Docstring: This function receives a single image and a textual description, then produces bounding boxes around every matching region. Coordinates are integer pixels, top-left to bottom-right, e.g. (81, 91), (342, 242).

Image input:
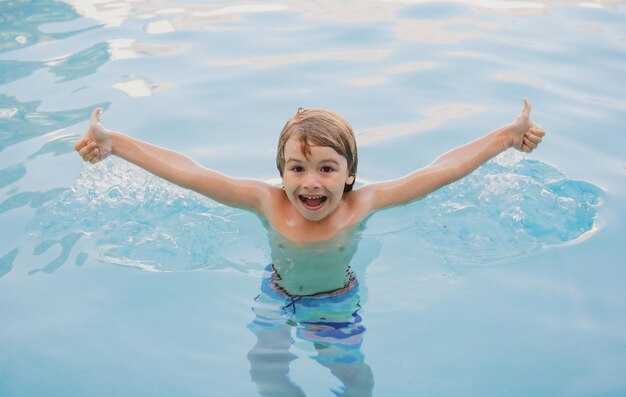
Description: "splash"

(411, 152), (606, 265)
(29, 154), (605, 272)
(29, 158), (267, 272)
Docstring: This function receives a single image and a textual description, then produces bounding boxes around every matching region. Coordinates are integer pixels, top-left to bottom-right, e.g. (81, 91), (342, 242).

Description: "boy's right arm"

(74, 108), (274, 213)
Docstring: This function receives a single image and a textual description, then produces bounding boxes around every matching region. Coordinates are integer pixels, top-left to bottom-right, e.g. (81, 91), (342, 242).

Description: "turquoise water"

(1, 1), (625, 396)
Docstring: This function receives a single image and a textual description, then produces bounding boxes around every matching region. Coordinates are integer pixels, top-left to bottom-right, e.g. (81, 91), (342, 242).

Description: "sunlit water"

(1, 1), (625, 396)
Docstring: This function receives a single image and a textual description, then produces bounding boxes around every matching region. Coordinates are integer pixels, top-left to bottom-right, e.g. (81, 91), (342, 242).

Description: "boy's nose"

(302, 173), (321, 189)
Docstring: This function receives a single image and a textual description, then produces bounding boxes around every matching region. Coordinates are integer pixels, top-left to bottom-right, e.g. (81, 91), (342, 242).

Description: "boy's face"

(281, 136), (354, 222)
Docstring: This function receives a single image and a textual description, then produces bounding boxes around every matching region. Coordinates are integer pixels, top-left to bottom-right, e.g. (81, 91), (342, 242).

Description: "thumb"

(90, 108), (102, 126)
(521, 98), (532, 118)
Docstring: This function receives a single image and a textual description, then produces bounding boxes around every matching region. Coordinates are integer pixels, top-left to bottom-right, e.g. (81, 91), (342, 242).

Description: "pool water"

(1, 1), (625, 396)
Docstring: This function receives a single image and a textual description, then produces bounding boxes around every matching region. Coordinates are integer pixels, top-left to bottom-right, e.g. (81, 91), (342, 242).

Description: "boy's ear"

(345, 175), (355, 185)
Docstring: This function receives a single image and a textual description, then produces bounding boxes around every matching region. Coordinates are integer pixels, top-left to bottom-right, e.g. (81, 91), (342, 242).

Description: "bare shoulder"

(348, 179), (409, 213)
(255, 181), (288, 213)
(350, 183), (378, 202)
(343, 184), (379, 217)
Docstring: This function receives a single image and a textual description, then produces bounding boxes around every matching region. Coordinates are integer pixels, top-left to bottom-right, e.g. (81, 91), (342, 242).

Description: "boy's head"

(276, 108), (358, 192)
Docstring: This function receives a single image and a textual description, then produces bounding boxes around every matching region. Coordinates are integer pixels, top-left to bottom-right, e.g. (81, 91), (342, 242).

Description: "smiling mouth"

(298, 194), (328, 210)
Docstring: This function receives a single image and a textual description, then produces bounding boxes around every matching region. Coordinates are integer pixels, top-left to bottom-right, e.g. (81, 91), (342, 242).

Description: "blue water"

(1, 1), (625, 396)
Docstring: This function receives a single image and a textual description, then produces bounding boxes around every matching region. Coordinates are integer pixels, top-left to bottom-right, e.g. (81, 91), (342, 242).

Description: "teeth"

(301, 195), (324, 199)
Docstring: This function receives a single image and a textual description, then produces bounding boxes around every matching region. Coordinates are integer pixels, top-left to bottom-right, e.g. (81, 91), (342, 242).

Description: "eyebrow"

(285, 158), (340, 165)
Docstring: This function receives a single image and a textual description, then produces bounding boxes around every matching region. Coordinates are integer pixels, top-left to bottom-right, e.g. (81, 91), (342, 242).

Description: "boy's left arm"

(362, 99), (545, 211)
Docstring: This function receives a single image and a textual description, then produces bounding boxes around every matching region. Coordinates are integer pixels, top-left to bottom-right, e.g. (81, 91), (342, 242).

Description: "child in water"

(75, 100), (544, 244)
(75, 101), (544, 394)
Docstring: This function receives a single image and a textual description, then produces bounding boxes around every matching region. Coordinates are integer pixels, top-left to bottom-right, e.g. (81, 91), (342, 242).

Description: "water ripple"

(0, 0), (83, 54)
(411, 152), (606, 265)
(29, 158), (268, 273)
(0, 94), (107, 151)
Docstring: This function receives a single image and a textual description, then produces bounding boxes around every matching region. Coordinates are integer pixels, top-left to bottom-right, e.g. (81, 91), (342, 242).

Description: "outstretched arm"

(363, 99), (545, 211)
(74, 108), (274, 212)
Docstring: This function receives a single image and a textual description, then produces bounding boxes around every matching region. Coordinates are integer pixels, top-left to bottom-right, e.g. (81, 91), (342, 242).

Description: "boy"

(74, 100), (544, 244)
(75, 101), (544, 392)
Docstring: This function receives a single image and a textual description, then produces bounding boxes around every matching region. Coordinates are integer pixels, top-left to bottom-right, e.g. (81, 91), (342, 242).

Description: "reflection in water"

(0, 94), (106, 151)
(29, 232), (82, 275)
(394, 18), (502, 44)
(145, 19), (176, 34)
(494, 71), (546, 87)
(0, 92), (104, 274)
(47, 42), (110, 82)
(248, 230), (378, 396)
(0, 249), (18, 278)
(0, 0), (81, 54)
(0, 60), (41, 84)
(0, 187), (68, 215)
(112, 79), (154, 97)
(55, 0), (626, 40)
(0, 163), (26, 189)
(356, 103), (486, 145)
(112, 79), (174, 97)
(61, 0), (137, 28)
(28, 134), (78, 159)
(346, 76), (387, 86)
(206, 49), (393, 69)
(384, 61), (438, 74)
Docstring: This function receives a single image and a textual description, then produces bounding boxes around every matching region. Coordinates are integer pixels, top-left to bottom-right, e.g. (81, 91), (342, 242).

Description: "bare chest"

(267, 201), (366, 243)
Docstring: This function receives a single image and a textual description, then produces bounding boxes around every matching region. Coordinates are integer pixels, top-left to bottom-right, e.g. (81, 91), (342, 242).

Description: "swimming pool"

(1, 1), (625, 395)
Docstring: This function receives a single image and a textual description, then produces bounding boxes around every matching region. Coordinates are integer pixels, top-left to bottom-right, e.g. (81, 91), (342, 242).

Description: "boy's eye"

(291, 166), (304, 172)
(320, 166), (335, 173)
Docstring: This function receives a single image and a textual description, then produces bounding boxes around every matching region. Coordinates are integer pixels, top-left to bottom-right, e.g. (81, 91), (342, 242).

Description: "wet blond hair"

(276, 108), (358, 192)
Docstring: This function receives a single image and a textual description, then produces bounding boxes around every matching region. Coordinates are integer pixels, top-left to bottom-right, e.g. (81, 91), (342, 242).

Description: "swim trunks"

(249, 264), (366, 350)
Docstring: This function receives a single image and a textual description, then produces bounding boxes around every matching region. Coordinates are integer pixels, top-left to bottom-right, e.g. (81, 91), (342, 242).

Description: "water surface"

(1, 1), (625, 396)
